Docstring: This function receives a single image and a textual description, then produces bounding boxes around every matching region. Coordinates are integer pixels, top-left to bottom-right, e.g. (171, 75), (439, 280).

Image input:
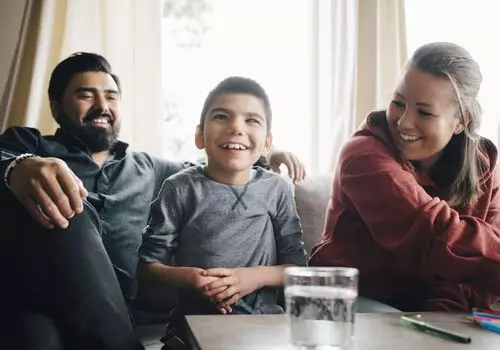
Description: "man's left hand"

(268, 150), (306, 185)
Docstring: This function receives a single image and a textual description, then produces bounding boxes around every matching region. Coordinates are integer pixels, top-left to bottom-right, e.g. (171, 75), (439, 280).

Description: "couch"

(294, 173), (333, 255)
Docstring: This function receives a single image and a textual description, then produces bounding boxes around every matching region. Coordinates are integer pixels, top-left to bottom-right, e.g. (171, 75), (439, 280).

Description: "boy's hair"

(48, 52), (121, 103)
(199, 76), (272, 132)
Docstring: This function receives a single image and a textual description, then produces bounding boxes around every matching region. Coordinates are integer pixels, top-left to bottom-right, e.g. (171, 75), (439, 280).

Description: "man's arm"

(265, 147), (306, 184)
(0, 127), (87, 229)
(0, 127), (39, 197)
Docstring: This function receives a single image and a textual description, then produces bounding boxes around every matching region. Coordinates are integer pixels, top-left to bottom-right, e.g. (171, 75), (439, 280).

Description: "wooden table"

(185, 312), (499, 349)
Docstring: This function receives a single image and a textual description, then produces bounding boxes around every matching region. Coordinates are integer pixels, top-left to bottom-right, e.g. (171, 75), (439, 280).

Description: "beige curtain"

(0, 0), (164, 156)
(355, 0), (407, 126)
(323, 0), (407, 172)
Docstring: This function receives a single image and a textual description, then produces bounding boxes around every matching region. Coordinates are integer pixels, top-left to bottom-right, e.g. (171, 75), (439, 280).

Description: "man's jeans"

(0, 196), (144, 350)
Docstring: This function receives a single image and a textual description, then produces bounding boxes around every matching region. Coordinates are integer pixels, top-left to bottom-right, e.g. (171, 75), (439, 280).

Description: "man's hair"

(199, 76), (272, 132)
(48, 52), (121, 103)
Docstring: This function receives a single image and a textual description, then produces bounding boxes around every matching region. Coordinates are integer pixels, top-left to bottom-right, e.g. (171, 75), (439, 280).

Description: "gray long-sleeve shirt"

(139, 166), (306, 314)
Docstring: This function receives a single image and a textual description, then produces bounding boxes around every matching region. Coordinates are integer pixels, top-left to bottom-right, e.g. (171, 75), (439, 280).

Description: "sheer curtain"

(0, 0), (164, 155)
(319, 0), (407, 172)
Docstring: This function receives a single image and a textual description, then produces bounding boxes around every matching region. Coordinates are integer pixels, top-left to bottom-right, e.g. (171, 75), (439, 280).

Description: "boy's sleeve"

(139, 179), (184, 265)
(152, 158), (191, 197)
(272, 180), (307, 266)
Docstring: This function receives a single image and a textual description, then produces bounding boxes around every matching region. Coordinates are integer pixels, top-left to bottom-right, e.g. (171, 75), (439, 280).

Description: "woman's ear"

(454, 123), (464, 135)
(456, 111), (472, 134)
(194, 125), (205, 150)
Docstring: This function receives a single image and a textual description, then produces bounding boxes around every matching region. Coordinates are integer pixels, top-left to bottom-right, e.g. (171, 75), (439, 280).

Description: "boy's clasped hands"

(185, 267), (263, 314)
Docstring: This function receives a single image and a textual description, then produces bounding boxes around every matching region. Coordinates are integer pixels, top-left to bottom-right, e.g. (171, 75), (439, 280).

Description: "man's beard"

(58, 110), (120, 152)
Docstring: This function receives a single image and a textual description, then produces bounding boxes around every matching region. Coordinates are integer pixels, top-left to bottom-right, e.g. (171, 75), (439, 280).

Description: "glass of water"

(284, 267), (359, 350)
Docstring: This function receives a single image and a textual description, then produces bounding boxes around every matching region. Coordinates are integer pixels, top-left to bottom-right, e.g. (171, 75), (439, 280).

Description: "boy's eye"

(213, 114), (228, 120)
(246, 117), (261, 124)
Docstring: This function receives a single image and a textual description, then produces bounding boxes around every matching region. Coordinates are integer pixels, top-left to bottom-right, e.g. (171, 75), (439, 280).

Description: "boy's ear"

(194, 125), (205, 150)
(264, 132), (273, 153)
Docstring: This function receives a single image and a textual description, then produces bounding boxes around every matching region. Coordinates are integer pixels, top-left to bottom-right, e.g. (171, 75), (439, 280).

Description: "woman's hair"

(407, 42), (485, 206)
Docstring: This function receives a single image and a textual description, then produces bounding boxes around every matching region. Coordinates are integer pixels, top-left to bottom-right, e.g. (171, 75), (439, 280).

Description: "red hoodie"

(309, 111), (500, 312)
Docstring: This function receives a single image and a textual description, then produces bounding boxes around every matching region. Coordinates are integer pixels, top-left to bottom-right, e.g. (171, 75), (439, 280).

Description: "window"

(161, 0), (318, 171)
(405, 0), (500, 146)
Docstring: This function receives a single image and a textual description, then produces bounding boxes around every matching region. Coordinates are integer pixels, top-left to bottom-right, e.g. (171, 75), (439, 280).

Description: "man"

(0, 53), (305, 350)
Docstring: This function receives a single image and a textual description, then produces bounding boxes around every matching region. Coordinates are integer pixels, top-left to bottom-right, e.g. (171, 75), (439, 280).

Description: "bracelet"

(3, 153), (37, 190)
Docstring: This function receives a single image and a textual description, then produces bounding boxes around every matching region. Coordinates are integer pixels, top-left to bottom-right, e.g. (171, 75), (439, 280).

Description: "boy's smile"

(195, 93), (272, 185)
(221, 142), (249, 151)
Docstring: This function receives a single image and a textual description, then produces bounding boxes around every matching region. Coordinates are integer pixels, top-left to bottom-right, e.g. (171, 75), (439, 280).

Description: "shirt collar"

(53, 128), (129, 158)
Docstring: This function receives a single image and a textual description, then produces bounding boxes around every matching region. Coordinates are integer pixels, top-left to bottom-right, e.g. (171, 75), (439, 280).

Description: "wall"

(0, 0), (27, 101)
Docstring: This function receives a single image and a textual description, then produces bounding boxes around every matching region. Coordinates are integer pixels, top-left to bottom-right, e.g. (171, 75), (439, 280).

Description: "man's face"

(52, 71), (121, 152)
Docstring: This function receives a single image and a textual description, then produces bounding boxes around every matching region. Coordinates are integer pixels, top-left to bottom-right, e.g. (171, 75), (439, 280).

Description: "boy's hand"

(181, 267), (232, 314)
(202, 267), (263, 308)
(182, 267), (220, 289)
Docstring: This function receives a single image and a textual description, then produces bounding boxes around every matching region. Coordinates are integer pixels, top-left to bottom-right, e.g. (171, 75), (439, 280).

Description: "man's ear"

(50, 101), (60, 122)
(194, 125), (205, 150)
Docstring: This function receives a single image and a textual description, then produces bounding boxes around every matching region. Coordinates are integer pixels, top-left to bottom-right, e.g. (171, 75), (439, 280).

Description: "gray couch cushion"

(294, 174), (333, 256)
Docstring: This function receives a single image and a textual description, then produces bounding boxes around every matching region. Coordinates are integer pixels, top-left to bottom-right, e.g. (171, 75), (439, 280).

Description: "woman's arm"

(340, 147), (500, 293)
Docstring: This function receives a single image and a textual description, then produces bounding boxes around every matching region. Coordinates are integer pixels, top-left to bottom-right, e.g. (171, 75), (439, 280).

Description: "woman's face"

(386, 67), (463, 169)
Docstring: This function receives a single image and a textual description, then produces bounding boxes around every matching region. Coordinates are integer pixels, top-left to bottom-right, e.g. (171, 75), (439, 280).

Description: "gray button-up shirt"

(0, 126), (184, 300)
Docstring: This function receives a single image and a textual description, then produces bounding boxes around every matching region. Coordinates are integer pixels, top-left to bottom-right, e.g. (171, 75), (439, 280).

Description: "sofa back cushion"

(294, 174), (332, 257)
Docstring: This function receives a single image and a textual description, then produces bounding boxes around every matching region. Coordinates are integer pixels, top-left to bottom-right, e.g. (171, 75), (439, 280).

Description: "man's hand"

(202, 267), (263, 309)
(8, 157), (87, 229)
(268, 150), (306, 185)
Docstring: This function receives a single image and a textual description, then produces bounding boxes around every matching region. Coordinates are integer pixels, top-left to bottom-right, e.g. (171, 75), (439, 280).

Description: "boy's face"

(195, 93), (272, 177)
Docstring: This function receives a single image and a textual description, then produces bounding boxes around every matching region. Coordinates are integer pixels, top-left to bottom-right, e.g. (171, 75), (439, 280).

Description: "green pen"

(400, 315), (472, 344)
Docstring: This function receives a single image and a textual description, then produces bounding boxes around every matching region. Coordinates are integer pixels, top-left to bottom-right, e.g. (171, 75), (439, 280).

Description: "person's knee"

(0, 311), (64, 350)
(61, 200), (101, 237)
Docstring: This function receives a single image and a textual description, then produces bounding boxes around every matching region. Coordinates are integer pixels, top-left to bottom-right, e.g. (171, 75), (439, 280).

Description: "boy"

(138, 77), (306, 314)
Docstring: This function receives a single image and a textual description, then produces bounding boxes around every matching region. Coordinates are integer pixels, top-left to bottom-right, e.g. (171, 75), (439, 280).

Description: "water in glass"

(286, 285), (357, 349)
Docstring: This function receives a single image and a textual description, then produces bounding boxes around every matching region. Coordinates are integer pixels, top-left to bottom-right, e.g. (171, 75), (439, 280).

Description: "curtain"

(0, 0), (164, 156)
(355, 0), (408, 126)
(319, 0), (407, 172)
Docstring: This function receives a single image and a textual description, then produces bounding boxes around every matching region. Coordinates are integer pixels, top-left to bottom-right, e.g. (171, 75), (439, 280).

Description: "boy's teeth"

(223, 143), (247, 150)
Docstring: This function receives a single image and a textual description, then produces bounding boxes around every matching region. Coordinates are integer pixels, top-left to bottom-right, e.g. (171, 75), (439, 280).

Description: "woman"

(309, 42), (500, 312)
